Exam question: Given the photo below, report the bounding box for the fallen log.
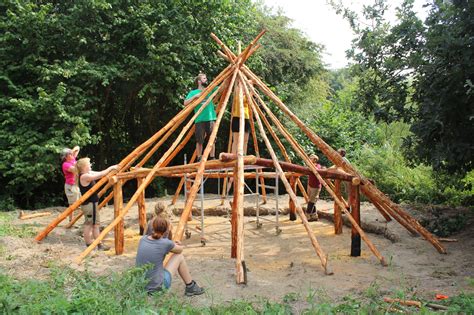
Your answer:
[19,211,51,220]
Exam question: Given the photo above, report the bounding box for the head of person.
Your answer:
[309,154,319,164]
[151,216,169,240]
[154,201,167,217]
[195,72,208,88]
[75,157,92,174]
[337,148,346,158]
[61,148,74,162]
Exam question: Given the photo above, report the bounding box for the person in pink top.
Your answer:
[61,146,81,222]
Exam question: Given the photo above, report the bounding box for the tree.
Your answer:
[331,0,473,173]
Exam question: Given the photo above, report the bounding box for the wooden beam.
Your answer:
[334,180,343,235]
[113,180,124,255]
[137,178,147,236]
[350,183,361,257]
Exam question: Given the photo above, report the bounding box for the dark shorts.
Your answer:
[231,117,250,133]
[195,121,215,144]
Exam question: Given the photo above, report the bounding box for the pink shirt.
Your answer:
[62,159,76,185]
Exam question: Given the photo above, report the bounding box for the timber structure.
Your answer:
[35,31,445,284]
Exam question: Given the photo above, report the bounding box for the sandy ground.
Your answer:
[1,194,473,306]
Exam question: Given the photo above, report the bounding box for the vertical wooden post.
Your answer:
[334,180,343,234]
[350,183,361,257]
[137,178,147,235]
[289,176,297,221]
[231,165,238,259]
[114,180,124,255]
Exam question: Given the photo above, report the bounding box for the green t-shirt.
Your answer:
[185,89,217,123]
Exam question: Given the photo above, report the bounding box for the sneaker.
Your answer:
[196,156,202,162]
[97,243,111,251]
[185,281,205,296]
[307,213,319,222]
[209,156,216,161]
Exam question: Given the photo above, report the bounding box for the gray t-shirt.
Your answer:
[136,236,175,292]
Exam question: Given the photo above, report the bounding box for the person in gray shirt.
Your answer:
[136,216,204,296]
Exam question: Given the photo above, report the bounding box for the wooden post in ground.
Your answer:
[114,180,124,255]
[231,163,238,259]
[234,76,247,284]
[137,178,147,235]
[334,179,343,235]
[350,182,361,257]
[289,176,297,221]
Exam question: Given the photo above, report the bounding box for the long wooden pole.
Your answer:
[235,76,246,284]
[252,82,387,266]
[242,72,332,275]
[173,67,239,241]
[75,71,234,262]
[36,66,233,242]
[242,66,446,254]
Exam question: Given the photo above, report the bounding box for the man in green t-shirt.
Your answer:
[184,73,217,161]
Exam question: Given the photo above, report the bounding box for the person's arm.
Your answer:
[170,241,184,254]
[184,92,201,106]
[72,146,80,158]
[81,165,119,185]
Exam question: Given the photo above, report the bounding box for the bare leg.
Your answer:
[196,143,203,158]
[243,132,249,155]
[165,253,192,284]
[92,225,100,239]
[83,224,93,244]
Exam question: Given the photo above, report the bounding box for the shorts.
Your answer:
[195,121,215,144]
[64,184,80,205]
[163,269,172,289]
[308,186,321,203]
[231,117,250,133]
[83,202,100,225]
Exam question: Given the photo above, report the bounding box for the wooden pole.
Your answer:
[36,66,233,242]
[172,150,197,205]
[289,176,297,221]
[75,70,234,263]
[113,180,124,255]
[333,179,343,235]
[242,65,445,254]
[173,67,238,242]
[137,178,147,235]
[235,76,246,284]
[249,78,387,266]
[247,84,267,204]
[243,72,332,275]
[19,211,51,220]
[350,183,361,257]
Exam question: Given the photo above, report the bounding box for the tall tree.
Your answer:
[331,0,473,173]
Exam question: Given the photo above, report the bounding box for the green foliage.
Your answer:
[1,267,473,314]
[1,0,326,209]
[0,212,36,238]
[331,0,474,174]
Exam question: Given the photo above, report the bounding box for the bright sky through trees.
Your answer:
[262,0,430,69]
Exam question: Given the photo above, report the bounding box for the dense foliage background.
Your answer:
[0,0,472,210]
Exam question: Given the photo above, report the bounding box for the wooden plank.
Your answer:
[113,180,124,255]
[334,180,343,235]
[350,183,361,257]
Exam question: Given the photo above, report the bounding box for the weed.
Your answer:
[0,212,36,238]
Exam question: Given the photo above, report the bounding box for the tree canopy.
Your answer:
[0,0,325,208]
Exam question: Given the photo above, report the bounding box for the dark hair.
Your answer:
[337,148,346,157]
[151,216,169,240]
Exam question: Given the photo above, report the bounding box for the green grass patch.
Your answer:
[0,212,36,238]
[0,267,473,314]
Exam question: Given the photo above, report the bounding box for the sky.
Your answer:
[261,0,430,69]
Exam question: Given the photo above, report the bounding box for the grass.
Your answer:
[0,212,37,238]
[0,266,473,314]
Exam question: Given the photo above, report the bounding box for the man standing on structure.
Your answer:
[184,73,217,162]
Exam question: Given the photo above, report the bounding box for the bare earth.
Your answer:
[2,194,473,306]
